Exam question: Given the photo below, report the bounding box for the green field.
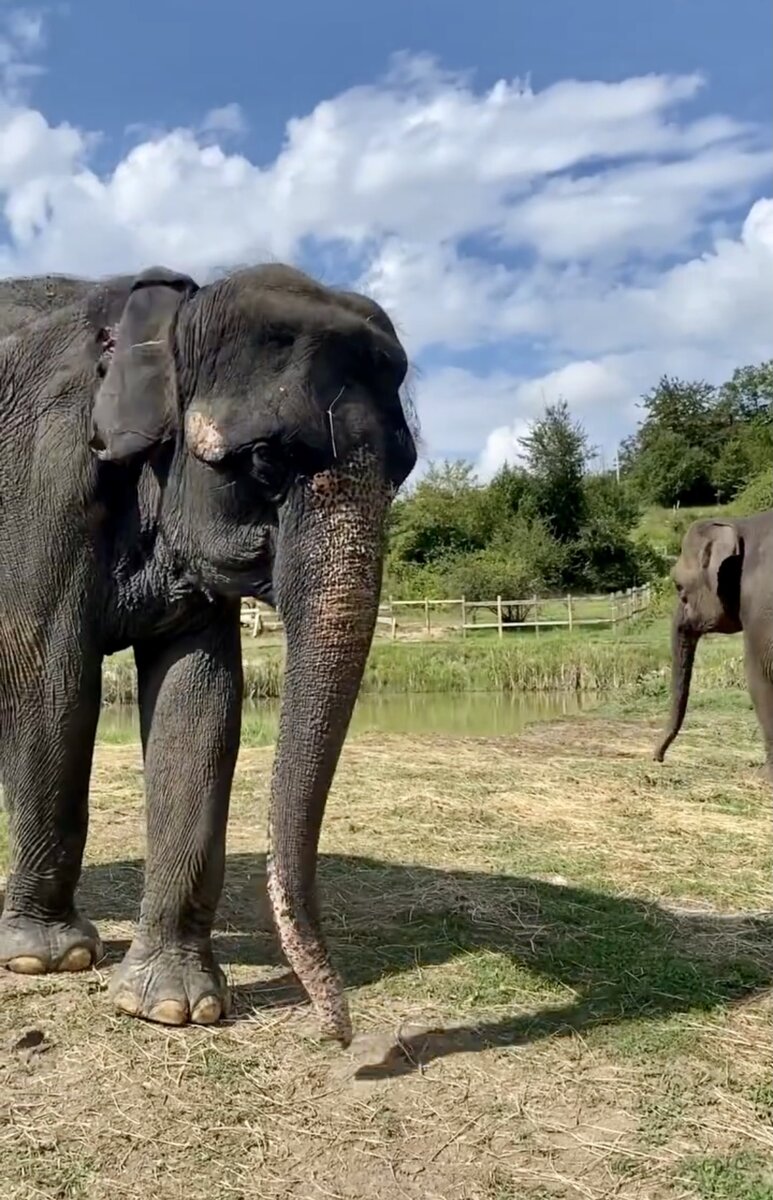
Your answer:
[635,503,727,551]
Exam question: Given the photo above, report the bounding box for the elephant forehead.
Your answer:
[204,273,407,373]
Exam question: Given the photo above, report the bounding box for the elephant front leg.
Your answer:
[744,638,773,786]
[0,655,103,974]
[108,610,242,1026]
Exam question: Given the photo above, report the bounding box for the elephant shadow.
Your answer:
[73,852,773,1078]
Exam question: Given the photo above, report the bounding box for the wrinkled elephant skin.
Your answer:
[654,512,773,781]
[0,265,417,1044]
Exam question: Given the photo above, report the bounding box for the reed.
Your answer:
[101,623,744,703]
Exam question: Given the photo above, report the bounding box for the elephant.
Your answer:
[653,511,773,774]
[0,263,417,1046]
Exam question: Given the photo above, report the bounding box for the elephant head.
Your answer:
[90,263,418,1044]
[654,519,743,763]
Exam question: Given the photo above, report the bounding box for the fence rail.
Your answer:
[239,583,653,642]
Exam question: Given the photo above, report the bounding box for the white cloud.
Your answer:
[0,28,771,474]
[6,10,44,52]
[199,103,248,139]
[0,7,45,99]
[408,367,539,463]
[476,421,531,481]
[2,51,767,275]
[424,199,773,478]
[360,239,549,353]
[503,146,770,262]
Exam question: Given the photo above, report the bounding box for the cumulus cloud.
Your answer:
[0,19,771,473]
[359,240,549,354]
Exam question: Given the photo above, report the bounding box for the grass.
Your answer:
[635,503,729,552]
[682,1152,773,1200]
[100,610,746,703]
[1,687,771,1199]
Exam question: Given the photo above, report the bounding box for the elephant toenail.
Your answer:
[7,956,47,975]
[191,995,223,1025]
[112,988,142,1017]
[58,946,94,972]
[149,1000,188,1026]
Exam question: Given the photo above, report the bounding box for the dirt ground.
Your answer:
[1,697,771,1200]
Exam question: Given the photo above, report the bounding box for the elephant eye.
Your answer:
[250,441,293,501]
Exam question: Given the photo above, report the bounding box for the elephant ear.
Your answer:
[90,266,199,461]
[701,522,744,600]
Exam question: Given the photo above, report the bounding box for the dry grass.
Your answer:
[1,695,771,1199]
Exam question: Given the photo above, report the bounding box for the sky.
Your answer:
[1,0,771,480]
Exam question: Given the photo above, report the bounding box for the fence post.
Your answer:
[567,594,573,631]
[391,616,397,640]
[533,594,540,636]
[424,596,431,635]
[497,595,503,639]
[461,596,466,638]
[611,591,618,625]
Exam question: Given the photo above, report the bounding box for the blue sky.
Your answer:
[1,0,771,477]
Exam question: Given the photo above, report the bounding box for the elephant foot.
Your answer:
[0,910,103,974]
[109,938,230,1027]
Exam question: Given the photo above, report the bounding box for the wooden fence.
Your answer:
[240,583,653,641]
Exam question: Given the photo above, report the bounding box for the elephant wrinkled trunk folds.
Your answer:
[267,450,389,1045]
[654,605,698,763]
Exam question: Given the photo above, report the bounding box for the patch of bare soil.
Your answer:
[1,713,771,1199]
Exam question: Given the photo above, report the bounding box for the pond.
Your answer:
[97,689,603,746]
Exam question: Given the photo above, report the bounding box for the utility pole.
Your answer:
[614,449,621,484]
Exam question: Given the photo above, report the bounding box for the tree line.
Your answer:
[385,360,772,603]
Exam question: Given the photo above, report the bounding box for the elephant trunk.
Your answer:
[654,604,699,762]
[266,453,388,1046]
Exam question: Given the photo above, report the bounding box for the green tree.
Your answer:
[384,361,772,605]
[482,462,532,529]
[576,476,658,589]
[711,362,773,501]
[621,375,718,505]
[630,429,715,507]
[715,360,773,423]
[386,460,488,569]
[636,374,716,442]
[520,399,590,542]
[621,364,773,507]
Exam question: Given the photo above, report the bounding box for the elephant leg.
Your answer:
[108,608,242,1026]
[0,643,102,974]
[744,640,773,784]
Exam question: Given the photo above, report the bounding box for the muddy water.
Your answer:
[98,690,602,745]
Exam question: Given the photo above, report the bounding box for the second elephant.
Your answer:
[654,511,773,775]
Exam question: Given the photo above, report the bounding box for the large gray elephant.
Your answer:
[653,512,773,773]
[0,264,417,1046]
